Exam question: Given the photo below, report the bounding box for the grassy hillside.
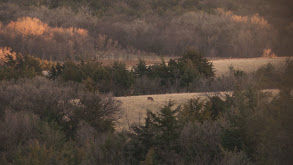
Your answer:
[211,57,291,76]
[115,92,208,130]
[115,89,281,130]
[122,56,291,77]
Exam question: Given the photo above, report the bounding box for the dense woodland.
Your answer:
[0,0,293,60]
[0,0,293,165]
[0,49,292,164]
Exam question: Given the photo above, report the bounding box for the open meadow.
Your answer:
[115,92,209,130]
[115,89,280,130]
[118,56,291,76]
[211,57,291,76]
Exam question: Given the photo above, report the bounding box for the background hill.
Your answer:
[0,0,292,60]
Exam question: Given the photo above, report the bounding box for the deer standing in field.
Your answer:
[147,97,154,101]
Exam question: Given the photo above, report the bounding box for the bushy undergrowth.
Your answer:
[0,77,124,164]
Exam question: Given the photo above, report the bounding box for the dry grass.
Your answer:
[211,57,291,76]
[102,56,291,77]
[115,90,269,130]
[115,92,207,130]
[115,89,280,131]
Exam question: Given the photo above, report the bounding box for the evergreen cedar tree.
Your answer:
[49,50,215,96]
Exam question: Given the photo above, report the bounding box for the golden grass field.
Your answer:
[114,56,291,77]
[115,92,210,130]
[114,57,290,130]
[115,89,280,131]
[211,57,291,76]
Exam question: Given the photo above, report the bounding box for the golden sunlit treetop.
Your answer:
[5,17,88,38]
[216,8,270,28]
[6,17,48,36]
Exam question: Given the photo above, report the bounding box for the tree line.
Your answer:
[1,50,291,96]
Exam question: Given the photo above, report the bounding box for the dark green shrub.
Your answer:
[60,62,85,83]
[254,63,280,88]
[109,62,135,96]
[125,101,181,164]
[133,59,149,77]
[49,60,135,96]
[132,50,215,93]
[177,98,209,123]
[0,54,51,81]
